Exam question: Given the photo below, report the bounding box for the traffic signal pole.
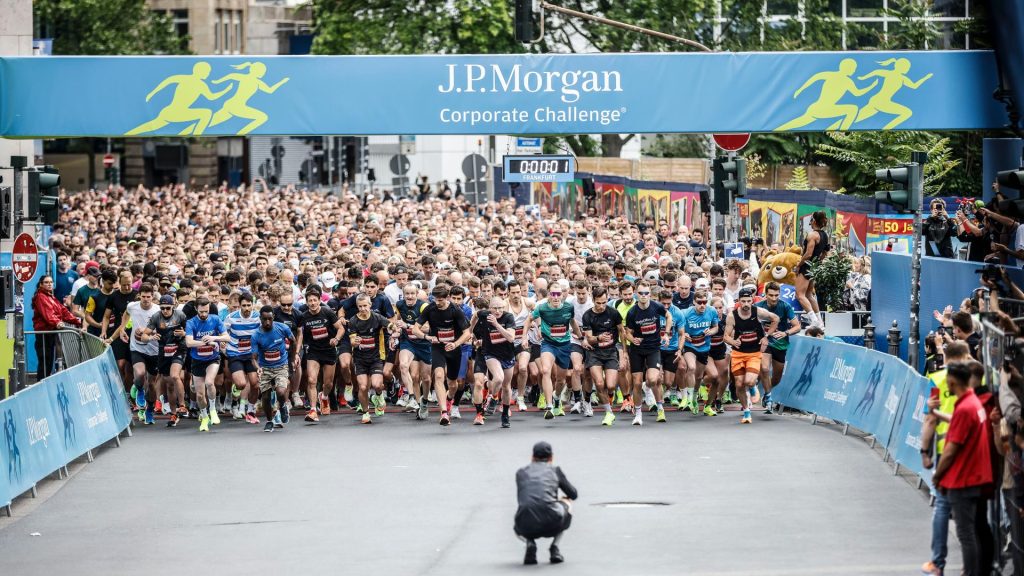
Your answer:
[907,151,927,372]
[8,155,27,394]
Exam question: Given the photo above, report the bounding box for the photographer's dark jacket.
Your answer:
[514,462,577,538]
[923,215,955,258]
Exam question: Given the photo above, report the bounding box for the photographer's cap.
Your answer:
[532,441,553,459]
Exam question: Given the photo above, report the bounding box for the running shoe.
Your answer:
[698,385,708,403]
[632,412,643,426]
[144,407,155,425]
[362,413,372,425]
[137,409,145,422]
[550,544,564,564]
[741,410,752,424]
[537,393,547,410]
[396,393,409,408]
[590,391,599,406]
[274,410,285,428]
[689,398,700,415]
[417,403,429,421]
[320,394,331,416]
[343,385,354,404]
[135,386,146,409]
[263,421,274,433]
[620,398,634,413]
[451,406,461,420]
[485,397,498,416]
[373,393,386,417]
[440,411,451,426]
[703,405,718,417]
[582,402,594,417]
[354,403,365,414]
[473,413,485,426]
[159,396,170,415]
[920,561,943,575]
[524,540,538,565]
[501,412,511,428]
[656,409,666,423]
[405,398,420,413]
[130,383,138,405]
[552,404,565,417]
[305,410,319,423]
[291,392,303,409]
[427,390,438,404]
[602,411,615,426]
[199,416,210,432]
[669,394,682,408]
[713,400,724,413]
[559,388,571,406]
[244,412,258,425]
[614,388,624,405]
[167,413,178,428]
[517,396,528,412]
[544,409,554,420]
[280,406,290,425]
[569,401,582,415]
[210,410,221,425]
[764,401,775,415]
[232,404,243,420]
[643,385,656,409]
[723,390,734,404]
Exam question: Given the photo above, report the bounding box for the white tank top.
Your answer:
[509,299,533,345]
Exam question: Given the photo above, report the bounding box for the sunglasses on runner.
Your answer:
[160,306,172,311]
[695,300,707,305]
[549,291,562,297]
[637,291,651,296]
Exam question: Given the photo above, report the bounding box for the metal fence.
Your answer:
[26,329,107,375]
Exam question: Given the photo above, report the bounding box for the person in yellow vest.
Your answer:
[919,340,971,576]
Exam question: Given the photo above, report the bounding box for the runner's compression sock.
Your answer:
[656,402,664,411]
[475,403,484,415]
[502,404,510,416]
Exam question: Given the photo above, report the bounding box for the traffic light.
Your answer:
[0,184,10,240]
[997,167,1024,191]
[27,166,61,226]
[515,0,535,43]
[874,163,921,214]
[712,156,746,215]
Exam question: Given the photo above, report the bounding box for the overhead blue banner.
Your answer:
[0,51,1005,137]
[1,348,131,506]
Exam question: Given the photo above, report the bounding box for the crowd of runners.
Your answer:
[35,182,829,432]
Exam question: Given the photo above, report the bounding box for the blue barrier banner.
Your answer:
[0,348,131,506]
[888,372,934,485]
[772,336,913,449]
[0,51,1005,137]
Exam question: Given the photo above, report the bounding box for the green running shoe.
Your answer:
[372,394,385,416]
[656,409,667,423]
[703,405,718,417]
[602,411,615,426]
[537,393,547,410]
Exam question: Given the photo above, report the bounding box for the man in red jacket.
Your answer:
[932,362,994,576]
[31,274,82,381]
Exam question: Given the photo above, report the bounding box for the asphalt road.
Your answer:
[0,407,948,576]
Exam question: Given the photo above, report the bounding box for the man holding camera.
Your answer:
[923,199,955,259]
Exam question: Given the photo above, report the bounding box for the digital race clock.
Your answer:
[502,154,576,183]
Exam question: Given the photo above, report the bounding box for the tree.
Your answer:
[311,0,523,55]
[786,166,811,190]
[34,0,189,55]
[880,0,938,50]
[815,131,960,195]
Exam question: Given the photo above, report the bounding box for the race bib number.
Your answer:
[438,329,455,343]
[237,336,251,353]
[514,327,525,341]
[711,335,724,346]
[640,323,657,335]
[264,350,282,363]
[406,327,418,339]
[198,345,215,357]
[359,337,376,350]
[550,325,567,338]
[689,334,706,347]
[739,332,759,343]
[311,326,328,340]
[163,344,178,357]
[489,331,507,344]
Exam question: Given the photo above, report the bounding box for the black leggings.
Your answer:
[35,333,58,381]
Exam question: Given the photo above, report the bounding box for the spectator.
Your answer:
[31,275,82,381]
[931,361,994,576]
[979,203,1024,267]
[514,441,577,565]
[953,201,991,262]
[923,199,955,258]
[843,256,871,312]
[53,251,78,306]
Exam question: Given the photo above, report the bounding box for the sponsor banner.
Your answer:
[773,336,924,450]
[888,370,934,485]
[836,211,868,256]
[748,201,799,248]
[867,214,915,254]
[0,348,131,505]
[0,51,1005,137]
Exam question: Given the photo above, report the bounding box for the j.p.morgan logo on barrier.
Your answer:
[438,63,623,103]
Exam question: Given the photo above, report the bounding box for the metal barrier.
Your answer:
[25,329,108,377]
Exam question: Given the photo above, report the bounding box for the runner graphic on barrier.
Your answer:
[4,409,21,483]
[125,62,232,136]
[774,58,879,132]
[853,361,884,416]
[56,382,75,449]
[791,345,822,397]
[853,58,932,130]
[207,62,289,135]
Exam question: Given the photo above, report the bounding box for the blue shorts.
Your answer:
[484,355,516,370]
[399,340,431,365]
[541,341,573,370]
[457,346,473,380]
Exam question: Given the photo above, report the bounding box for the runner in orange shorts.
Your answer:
[723,287,778,424]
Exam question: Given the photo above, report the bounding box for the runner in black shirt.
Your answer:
[101,269,138,388]
[293,290,344,423]
[273,294,303,409]
[413,285,468,426]
[141,295,188,426]
[346,294,394,424]
[622,280,672,426]
[460,298,517,427]
[582,287,622,426]
[337,277,396,410]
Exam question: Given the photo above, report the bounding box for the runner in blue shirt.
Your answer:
[680,290,720,416]
[224,292,262,424]
[251,306,294,432]
[657,289,687,419]
[756,281,802,414]
[185,297,230,432]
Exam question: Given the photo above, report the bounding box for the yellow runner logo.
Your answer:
[125,61,289,136]
[775,57,932,132]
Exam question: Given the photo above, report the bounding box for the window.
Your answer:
[847,20,884,48]
[847,0,883,17]
[223,13,231,55]
[214,10,221,54]
[767,0,800,16]
[234,11,243,53]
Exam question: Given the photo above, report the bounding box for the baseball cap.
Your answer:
[86,265,101,277]
[85,260,100,271]
[695,278,710,290]
[320,271,337,289]
[159,295,175,305]
[739,286,756,299]
[532,441,553,459]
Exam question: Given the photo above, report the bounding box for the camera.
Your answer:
[976,264,1007,295]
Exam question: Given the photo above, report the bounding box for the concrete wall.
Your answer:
[577,156,840,190]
